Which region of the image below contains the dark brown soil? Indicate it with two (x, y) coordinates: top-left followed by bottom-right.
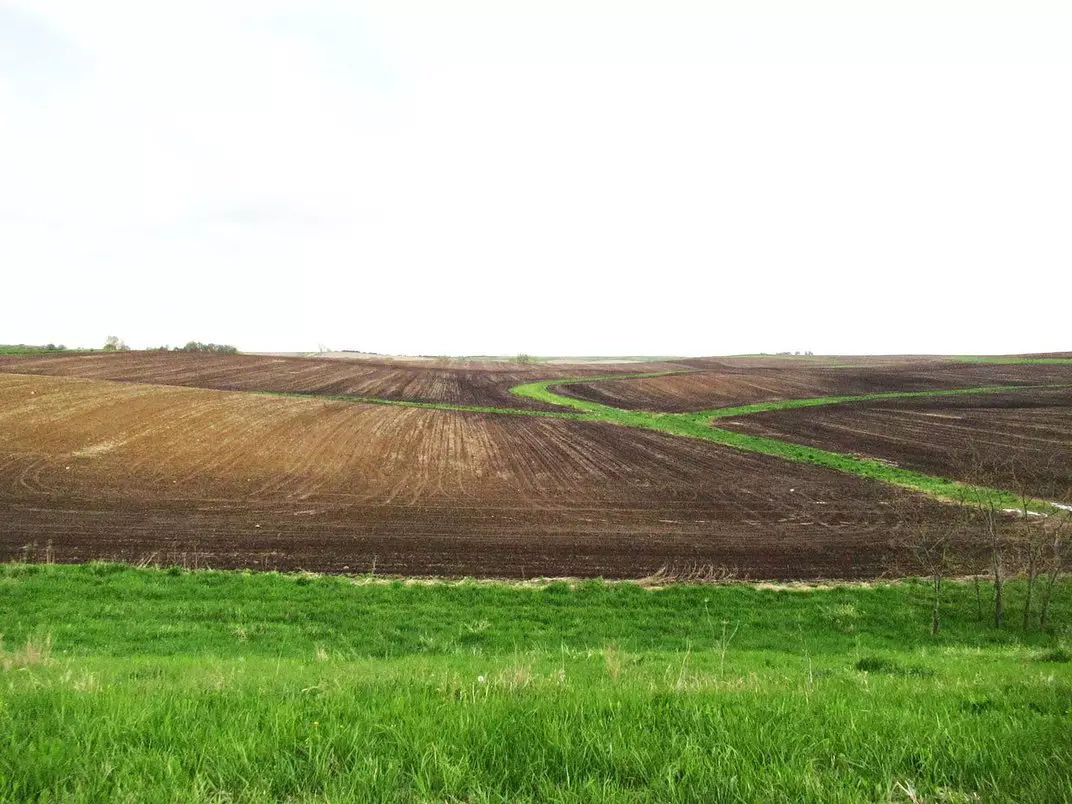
(721, 388), (1072, 503)
(559, 360), (1072, 412)
(0, 352), (682, 412)
(0, 372), (966, 579)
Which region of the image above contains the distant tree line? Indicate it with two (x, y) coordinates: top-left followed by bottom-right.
(146, 342), (239, 354)
(175, 341), (238, 354)
(0, 343), (68, 354)
(103, 336), (238, 354)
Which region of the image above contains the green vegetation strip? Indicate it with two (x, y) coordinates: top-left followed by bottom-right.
(511, 378), (1072, 512)
(246, 371), (690, 419)
(0, 345), (95, 355)
(253, 390), (592, 420)
(2, 563), (1070, 802)
(693, 383), (1072, 419)
(10, 364), (1063, 511)
(264, 375), (1067, 512)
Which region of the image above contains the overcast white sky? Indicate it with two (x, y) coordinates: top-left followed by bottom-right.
(1, 1), (1070, 355)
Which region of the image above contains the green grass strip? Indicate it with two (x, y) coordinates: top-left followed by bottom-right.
(510, 371), (687, 415)
(0, 346), (99, 355)
(21, 365), (1060, 512)
(509, 377), (1071, 513)
(694, 383), (1072, 419)
(51, 369), (1061, 511)
(244, 371), (693, 420)
(653, 415), (1033, 510)
(250, 390), (590, 420)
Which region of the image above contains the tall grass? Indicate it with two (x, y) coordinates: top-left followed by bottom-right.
(1, 564), (1070, 801)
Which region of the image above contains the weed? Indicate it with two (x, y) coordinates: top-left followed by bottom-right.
(0, 633), (53, 670)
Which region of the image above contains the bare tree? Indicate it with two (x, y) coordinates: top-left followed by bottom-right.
(964, 482), (1006, 629)
(919, 535), (957, 636)
(892, 498), (969, 635)
(957, 446), (1070, 632)
(956, 445), (1015, 629)
(1012, 462), (1044, 631)
(1039, 503), (1070, 631)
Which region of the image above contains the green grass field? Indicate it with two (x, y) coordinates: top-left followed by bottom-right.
(2, 563), (1070, 802)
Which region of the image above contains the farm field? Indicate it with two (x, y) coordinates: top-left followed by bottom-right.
(559, 357), (1072, 412)
(0, 351), (1070, 578)
(0, 372), (968, 578)
(720, 387), (1072, 504)
(0, 351), (669, 411)
(3, 351), (1072, 801)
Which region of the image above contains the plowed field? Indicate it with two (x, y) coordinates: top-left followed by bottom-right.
(0, 372), (966, 579)
(558, 360), (1072, 412)
(0, 352), (676, 412)
(721, 388), (1072, 503)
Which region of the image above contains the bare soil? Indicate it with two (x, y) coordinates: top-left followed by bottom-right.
(0, 352), (682, 412)
(0, 372), (966, 579)
(559, 359), (1072, 412)
(721, 388), (1072, 503)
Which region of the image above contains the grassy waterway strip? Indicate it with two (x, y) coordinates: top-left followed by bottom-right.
(253, 389), (593, 419)
(256, 373), (1068, 512)
(693, 384), (1072, 419)
(8, 367), (1058, 511)
(243, 371), (691, 418)
(512, 378), (1072, 512)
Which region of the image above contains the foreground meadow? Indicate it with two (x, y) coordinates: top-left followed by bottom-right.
(2, 563), (1070, 802)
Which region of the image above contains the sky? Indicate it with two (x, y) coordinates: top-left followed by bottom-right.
(1, 1), (1070, 356)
